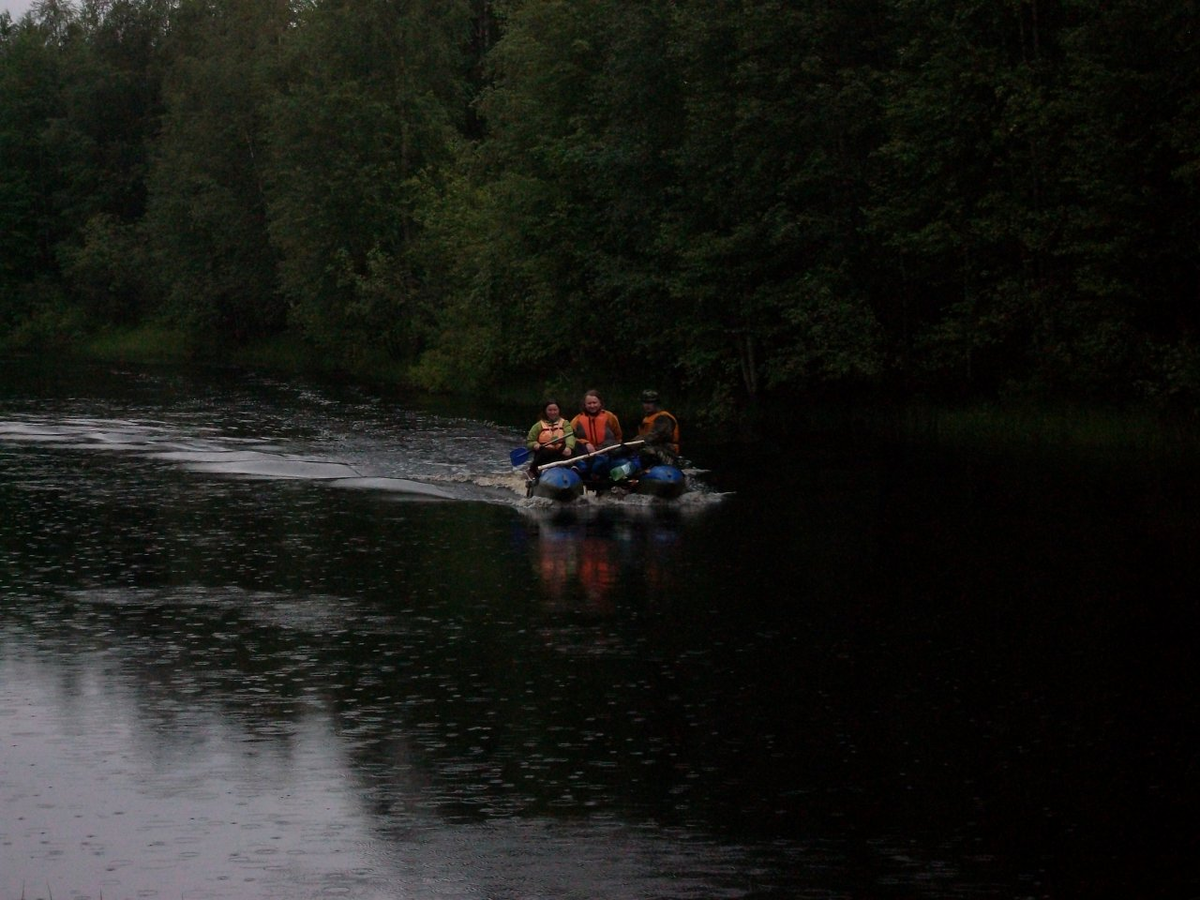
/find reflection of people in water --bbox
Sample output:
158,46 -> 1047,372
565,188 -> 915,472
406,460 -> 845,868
577,537 -> 616,609
525,509 -> 686,614
527,515 -> 623,612
535,528 -> 617,612
536,527 -> 579,604
640,519 -> 682,597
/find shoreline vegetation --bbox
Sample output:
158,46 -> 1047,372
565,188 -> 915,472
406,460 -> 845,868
6,324 -> 1195,463
4,2 -> 1199,435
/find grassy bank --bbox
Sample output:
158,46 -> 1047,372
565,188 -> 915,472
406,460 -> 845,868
83,323 -> 197,363
11,324 -> 1196,459
892,401 -> 1199,460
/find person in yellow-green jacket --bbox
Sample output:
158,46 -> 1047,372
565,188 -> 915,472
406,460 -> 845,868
525,399 -> 577,470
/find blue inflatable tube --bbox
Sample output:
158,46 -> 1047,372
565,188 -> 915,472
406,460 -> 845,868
529,466 -> 584,501
634,464 -> 687,499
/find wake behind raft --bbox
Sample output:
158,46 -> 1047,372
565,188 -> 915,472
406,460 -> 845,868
516,440 -> 688,502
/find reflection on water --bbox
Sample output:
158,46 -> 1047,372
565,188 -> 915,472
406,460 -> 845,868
3,649 -> 378,899
519,507 -> 685,613
2,620 -> 787,900
2,360 -> 1197,899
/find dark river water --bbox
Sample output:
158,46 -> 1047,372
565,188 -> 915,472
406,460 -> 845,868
1,359 -> 1195,899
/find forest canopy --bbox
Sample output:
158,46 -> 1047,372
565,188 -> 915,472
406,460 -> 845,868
2,0 -> 1198,412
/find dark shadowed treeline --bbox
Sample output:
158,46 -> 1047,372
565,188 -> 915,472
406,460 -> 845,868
2,0 -> 1198,412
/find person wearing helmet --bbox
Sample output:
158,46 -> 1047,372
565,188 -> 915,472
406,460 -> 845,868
636,389 -> 680,466
525,399 -> 577,470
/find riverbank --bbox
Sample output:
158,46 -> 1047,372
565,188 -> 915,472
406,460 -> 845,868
7,324 -> 1197,460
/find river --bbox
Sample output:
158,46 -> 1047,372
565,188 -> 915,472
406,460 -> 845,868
0,359 -> 1195,899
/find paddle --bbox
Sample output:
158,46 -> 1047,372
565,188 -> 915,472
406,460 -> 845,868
509,432 -> 571,467
536,440 -> 644,472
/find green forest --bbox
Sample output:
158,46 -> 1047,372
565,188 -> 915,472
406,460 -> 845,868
3,0 -> 1198,418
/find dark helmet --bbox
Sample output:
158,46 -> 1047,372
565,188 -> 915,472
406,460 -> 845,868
640,389 -> 660,403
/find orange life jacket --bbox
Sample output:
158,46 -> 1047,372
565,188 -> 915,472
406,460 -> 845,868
638,410 -> 680,455
572,410 -> 620,447
536,418 -> 567,445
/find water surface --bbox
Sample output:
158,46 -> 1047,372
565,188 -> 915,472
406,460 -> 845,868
1,360 -> 1195,898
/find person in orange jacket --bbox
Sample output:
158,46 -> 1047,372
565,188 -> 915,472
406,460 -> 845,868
571,389 -> 623,454
636,389 -> 680,466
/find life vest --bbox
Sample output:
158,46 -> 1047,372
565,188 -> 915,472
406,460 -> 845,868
536,418 -> 567,445
572,410 -> 620,447
638,410 -> 680,455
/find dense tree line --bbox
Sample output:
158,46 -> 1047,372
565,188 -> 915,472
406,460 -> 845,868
2,0 -> 1198,412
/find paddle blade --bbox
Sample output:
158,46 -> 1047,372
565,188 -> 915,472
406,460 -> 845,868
509,446 -> 531,467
